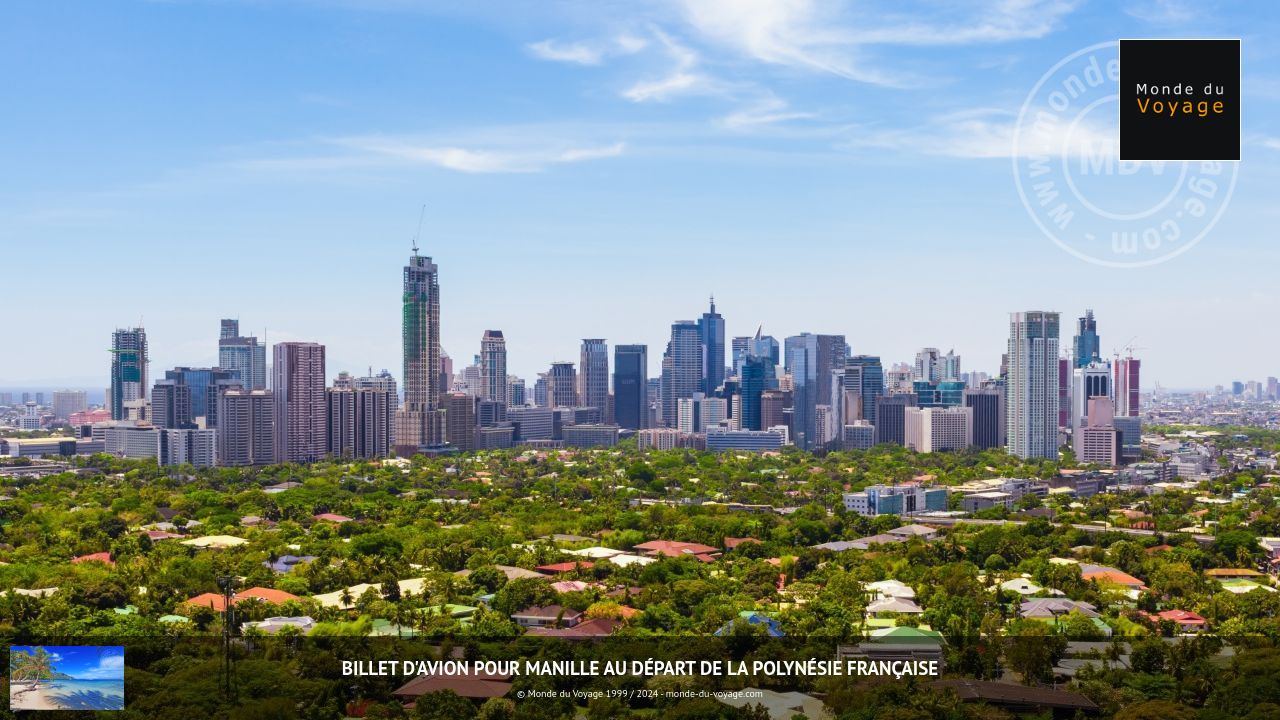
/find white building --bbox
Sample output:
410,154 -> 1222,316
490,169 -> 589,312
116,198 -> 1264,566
905,406 -> 973,453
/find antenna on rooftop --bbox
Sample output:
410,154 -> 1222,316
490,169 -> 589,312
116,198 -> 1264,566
412,204 -> 426,256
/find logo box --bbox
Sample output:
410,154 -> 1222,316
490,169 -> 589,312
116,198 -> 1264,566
1120,39 -> 1240,161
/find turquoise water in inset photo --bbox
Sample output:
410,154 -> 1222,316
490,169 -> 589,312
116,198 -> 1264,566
41,679 -> 124,710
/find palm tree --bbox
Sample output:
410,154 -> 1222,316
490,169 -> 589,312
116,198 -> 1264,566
12,647 -> 56,688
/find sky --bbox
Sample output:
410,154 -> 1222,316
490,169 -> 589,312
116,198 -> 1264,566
2,0 -> 1279,392
11,646 -> 125,681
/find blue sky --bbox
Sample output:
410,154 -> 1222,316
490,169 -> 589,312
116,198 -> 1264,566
2,0 -> 1278,390
11,646 -> 125,681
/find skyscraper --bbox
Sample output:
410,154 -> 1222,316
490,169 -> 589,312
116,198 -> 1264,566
914,348 -> 941,383
165,367 -> 238,421
698,297 -> 725,395
847,355 -> 884,426
216,387 -> 274,466
218,319 -> 267,391
1070,361 -> 1111,436
547,361 -> 578,408
613,344 -> 648,430
1114,357 -> 1141,417
151,380 -> 193,430
739,355 -> 772,431
963,386 -> 1005,450
273,342 -> 327,463
110,327 -> 148,421
479,330 -> 508,409
326,382 -> 356,457
51,390 -> 87,422
579,339 -> 609,412
784,333 -> 846,450
443,391 -> 477,452
1073,309 -> 1101,368
874,394 -> 916,446
661,321 -> 702,428
1007,311 -> 1060,460
395,250 -> 444,454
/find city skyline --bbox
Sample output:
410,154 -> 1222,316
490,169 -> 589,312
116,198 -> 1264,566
0,284 -> 1268,396
4,2 -> 1280,389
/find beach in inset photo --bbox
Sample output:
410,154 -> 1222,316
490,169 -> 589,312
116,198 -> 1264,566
9,646 -> 124,711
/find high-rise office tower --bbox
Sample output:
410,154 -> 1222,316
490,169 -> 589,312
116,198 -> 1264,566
874,394 -> 916,446
1007,311 -> 1060,459
508,376 -> 526,407
661,321 -> 702,428
963,386 -> 1005,450
110,327 -> 148,421
1114,357 -> 1141,417
1057,357 -> 1070,428
395,249 -> 444,454
847,355 -> 884,426
479,331 -> 508,407
1070,361 -> 1111,435
547,361 -> 578,408
579,339 -> 609,413
216,387 -> 274,466
759,390 -> 789,432
940,350 -> 961,382
443,391 -> 477,452
165,367 -> 238,422
151,380 -> 194,430
1073,309 -> 1101,368
51,390 -> 87,422
613,344 -> 648,430
273,342 -> 327,463
218,320 -> 267,391
784,333 -> 846,450
914,348 -> 941,383
751,329 -> 780,367
738,355 -> 771,431
698,297 -> 725,395
731,336 -> 752,378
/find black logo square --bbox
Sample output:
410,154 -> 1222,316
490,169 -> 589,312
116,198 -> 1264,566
1120,39 -> 1240,161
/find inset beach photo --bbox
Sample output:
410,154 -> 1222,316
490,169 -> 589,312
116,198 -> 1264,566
9,646 -> 124,711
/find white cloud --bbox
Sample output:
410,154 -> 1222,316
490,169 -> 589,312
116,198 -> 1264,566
621,27 -> 712,102
76,653 -> 124,681
527,35 -> 648,65
333,136 -> 626,173
719,95 -> 814,129
1123,0 -> 1200,25
843,107 -> 1115,159
674,0 -> 1077,86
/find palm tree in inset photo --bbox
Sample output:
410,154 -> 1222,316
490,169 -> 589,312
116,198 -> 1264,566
11,646 -> 57,689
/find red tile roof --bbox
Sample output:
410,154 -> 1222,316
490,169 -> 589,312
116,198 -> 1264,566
181,586 -> 299,612
724,537 -> 760,550
313,513 -> 352,523
235,587 -> 300,604
633,540 -> 719,557
536,561 -> 594,574
183,592 -> 228,612
1082,569 -> 1146,589
72,552 -> 114,566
